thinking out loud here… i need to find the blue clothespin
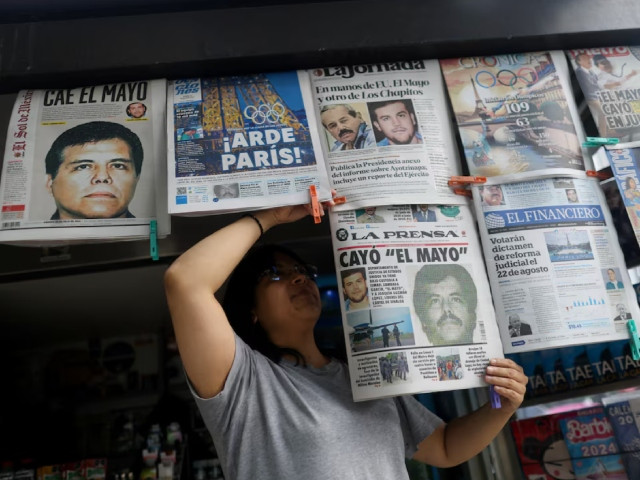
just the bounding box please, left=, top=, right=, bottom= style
left=150, top=220, right=159, bottom=261
left=582, top=136, right=619, bottom=147
left=489, top=385, right=501, bottom=409
left=628, top=319, right=640, bottom=361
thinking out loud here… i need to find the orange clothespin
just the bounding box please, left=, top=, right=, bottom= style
left=327, top=195, right=347, bottom=206
left=309, top=185, right=322, bottom=224
left=586, top=170, right=611, bottom=181
left=453, top=188, right=472, bottom=197
left=448, top=175, right=487, bottom=187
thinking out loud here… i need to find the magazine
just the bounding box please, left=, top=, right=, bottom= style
left=595, top=145, right=640, bottom=254
left=166, top=73, right=331, bottom=215
left=309, top=60, right=464, bottom=210
left=559, top=407, right=628, bottom=480
left=567, top=46, right=640, bottom=145
left=510, top=410, right=583, bottom=480
left=328, top=202, right=503, bottom=400
left=472, top=170, right=637, bottom=353
left=0, top=80, right=170, bottom=245
left=603, top=392, right=640, bottom=478
left=440, top=51, right=587, bottom=177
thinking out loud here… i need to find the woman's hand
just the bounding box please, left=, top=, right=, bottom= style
left=484, top=358, right=527, bottom=414
left=255, top=189, right=338, bottom=231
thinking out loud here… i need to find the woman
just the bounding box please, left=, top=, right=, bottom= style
left=624, top=177, right=640, bottom=204
left=164, top=202, right=527, bottom=479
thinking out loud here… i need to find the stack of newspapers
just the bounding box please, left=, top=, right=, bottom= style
left=0, top=79, right=170, bottom=245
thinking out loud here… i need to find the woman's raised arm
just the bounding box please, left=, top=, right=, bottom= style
left=164, top=205, right=316, bottom=398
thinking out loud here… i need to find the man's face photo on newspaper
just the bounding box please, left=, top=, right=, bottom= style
left=413, top=264, right=477, bottom=346
left=46, top=138, right=140, bottom=219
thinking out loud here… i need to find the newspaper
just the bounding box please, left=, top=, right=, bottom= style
left=472, top=170, right=636, bottom=354
left=596, top=145, right=640, bottom=253
left=440, top=51, right=587, bottom=176
left=167, top=73, right=332, bottom=215
left=0, top=80, right=170, bottom=245
left=329, top=202, right=503, bottom=401
left=308, top=60, right=464, bottom=211
left=567, top=46, right=640, bottom=144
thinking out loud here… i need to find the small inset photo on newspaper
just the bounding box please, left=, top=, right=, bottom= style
left=367, top=99, right=422, bottom=147
left=436, top=348, right=464, bottom=381
left=544, top=230, right=594, bottom=262
left=346, top=307, right=415, bottom=353
left=318, top=102, right=376, bottom=152
left=378, top=352, right=410, bottom=386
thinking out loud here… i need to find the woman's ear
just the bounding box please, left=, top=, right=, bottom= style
left=251, top=310, right=258, bottom=324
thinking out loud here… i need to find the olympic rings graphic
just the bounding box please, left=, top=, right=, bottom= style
left=243, top=102, right=286, bottom=125
left=475, top=67, right=538, bottom=89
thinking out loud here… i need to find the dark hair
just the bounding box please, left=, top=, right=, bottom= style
left=319, top=103, right=358, bottom=118
left=574, top=53, right=590, bottom=66
left=223, top=244, right=323, bottom=365
left=340, top=267, right=366, bottom=286
left=413, top=264, right=478, bottom=322
left=45, top=121, right=144, bottom=178
left=625, top=177, right=637, bottom=189
left=592, top=54, right=608, bottom=67
left=126, top=102, right=147, bottom=117
left=369, top=99, right=413, bottom=122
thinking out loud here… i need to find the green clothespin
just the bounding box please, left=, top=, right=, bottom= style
left=582, top=136, right=619, bottom=147
left=628, top=320, right=640, bottom=361
left=150, top=220, right=159, bottom=261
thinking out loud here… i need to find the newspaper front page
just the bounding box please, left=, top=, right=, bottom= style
left=599, top=146, right=640, bottom=254
left=0, top=80, right=169, bottom=245
left=167, top=73, right=331, bottom=215
left=309, top=60, right=464, bottom=211
left=329, top=203, right=503, bottom=401
left=440, top=51, right=587, bottom=177
left=472, top=171, right=635, bottom=354
left=567, top=46, right=640, bottom=144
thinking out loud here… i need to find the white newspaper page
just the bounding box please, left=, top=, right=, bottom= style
left=329, top=203, right=503, bottom=401
left=567, top=46, right=640, bottom=145
left=472, top=172, right=635, bottom=354
left=309, top=60, right=463, bottom=211
left=441, top=51, right=588, bottom=177
left=167, top=72, right=331, bottom=215
left=0, top=80, right=169, bottom=245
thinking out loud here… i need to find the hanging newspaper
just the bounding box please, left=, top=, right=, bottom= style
left=567, top=46, right=640, bottom=145
left=329, top=202, right=503, bottom=401
left=309, top=60, right=463, bottom=211
left=167, top=73, right=331, bottom=215
left=595, top=145, right=640, bottom=253
left=472, top=170, right=635, bottom=354
left=0, top=80, right=170, bottom=245
left=440, top=51, right=587, bottom=177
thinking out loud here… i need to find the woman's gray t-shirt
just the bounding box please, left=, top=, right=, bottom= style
left=191, top=335, right=443, bottom=480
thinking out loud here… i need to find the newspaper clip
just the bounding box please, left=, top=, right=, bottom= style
left=453, top=188, right=472, bottom=198
left=309, top=185, right=322, bottom=224
left=582, top=136, right=619, bottom=147
left=325, top=195, right=347, bottom=206
left=628, top=320, right=640, bottom=361
left=150, top=220, right=159, bottom=261
left=448, top=175, right=487, bottom=187
left=489, top=385, right=501, bottom=409
left=585, top=170, right=611, bottom=180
